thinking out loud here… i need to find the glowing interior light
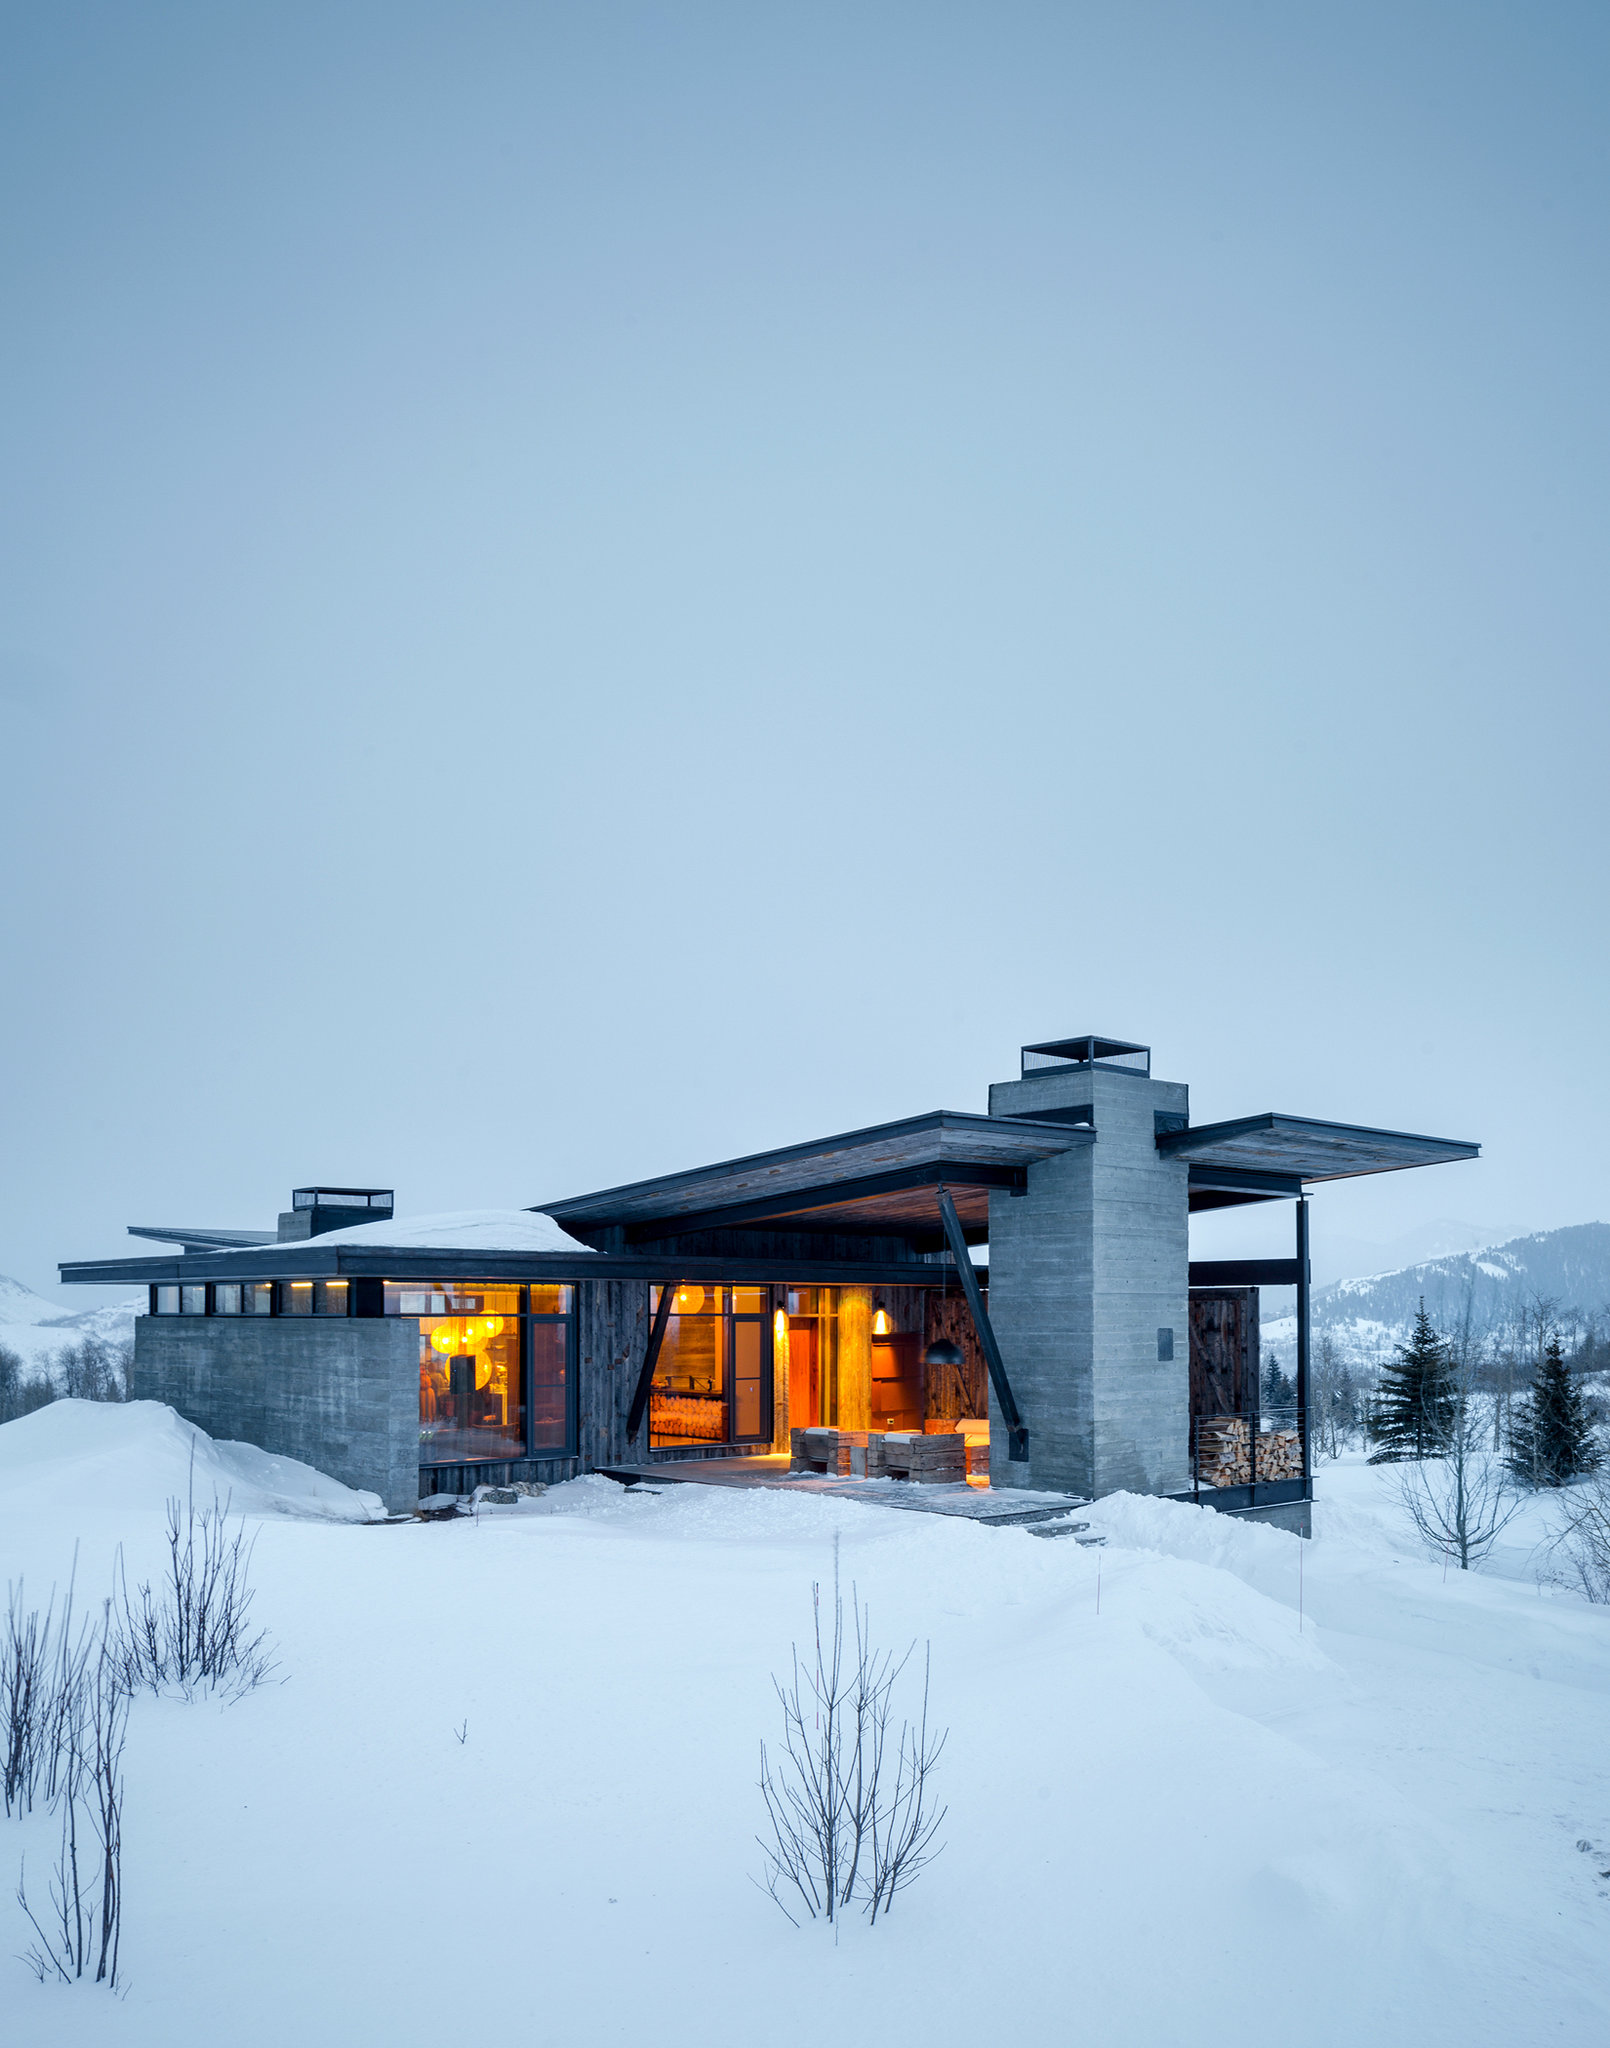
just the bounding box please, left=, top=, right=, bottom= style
left=674, top=1284, right=707, bottom=1314
left=429, top=1315, right=505, bottom=1358
left=871, top=1307, right=892, bottom=1336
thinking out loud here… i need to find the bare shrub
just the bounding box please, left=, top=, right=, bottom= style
left=18, top=1625, right=126, bottom=1989
left=1398, top=1345, right=1524, bottom=1571
left=758, top=1544, right=946, bottom=1927
left=1544, top=1467, right=1610, bottom=1602
left=4, top=1564, right=95, bottom=1819
left=114, top=1447, right=277, bottom=1700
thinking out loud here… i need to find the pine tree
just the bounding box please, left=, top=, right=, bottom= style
left=1507, top=1335, right=1599, bottom=1488
left=1261, top=1355, right=1296, bottom=1414
left=1369, top=1300, right=1456, bottom=1462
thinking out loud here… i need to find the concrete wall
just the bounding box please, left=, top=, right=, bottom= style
left=986, top=1064, right=1190, bottom=1499
left=132, top=1315, right=420, bottom=1512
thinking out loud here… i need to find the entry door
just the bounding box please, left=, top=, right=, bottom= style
left=871, top=1335, right=922, bottom=1432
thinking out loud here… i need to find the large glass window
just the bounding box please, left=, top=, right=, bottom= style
left=180, top=1284, right=207, bottom=1315
left=278, top=1281, right=314, bottom=1316
left=214, top=1284, right=243, bottom=1315
left=314, top=1279, right=348, bottom=1316
left=782, top=1287, right=838, bottom=1430
left=650, top=1286, right=772, bottom=1448
left=386, top=1282, right=574, bottom=1466
left=154, top=1285, right=180, bottom=1314
left=246, top=1282, right=273, bottom=1315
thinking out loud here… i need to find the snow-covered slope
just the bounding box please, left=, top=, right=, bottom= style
left=1263, top=1220, right=1610, bottom=1363
left=1, top=1407, right=1606, bottom=2047
left=0, top=1269, right=141, bottom=1370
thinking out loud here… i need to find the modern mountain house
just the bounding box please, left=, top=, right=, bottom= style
left=60, top=1035, right=1479, bottom=1530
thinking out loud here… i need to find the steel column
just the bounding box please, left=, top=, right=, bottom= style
left=1295, top=1197, right=1311, bottom=1492
left=935, top=1185, right=1028, bottom=1461
left=625, top=1282, right=678, bottom=1445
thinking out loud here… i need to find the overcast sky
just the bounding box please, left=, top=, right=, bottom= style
left=3, top=2, right=1606, bottom=1302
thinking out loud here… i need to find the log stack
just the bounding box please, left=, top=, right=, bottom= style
left=1195, top=1418, right=1252, bottom=1487
left=1195, top=1419, right=1304, bottom=1487
left=1255, top=1429, right=1304, bottom=1481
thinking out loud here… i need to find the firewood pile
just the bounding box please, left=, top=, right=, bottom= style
left=789, top=1427, right=966, bottom=1484
left=1255, top=1429, right=1304, bottom=1481
left=1195, top=1418, right=1303, bottom=1486
left=1196, top=1419, right=1253, bottom=1486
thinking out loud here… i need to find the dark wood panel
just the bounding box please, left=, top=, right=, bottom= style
left=1188, top=1289, right=1260, bottom=1421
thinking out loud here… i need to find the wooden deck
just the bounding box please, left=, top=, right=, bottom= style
left=598, top=1454, right=1090, bottom=1529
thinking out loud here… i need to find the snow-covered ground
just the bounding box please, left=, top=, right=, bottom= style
left=2, top=1407, right=1607, bottom=2045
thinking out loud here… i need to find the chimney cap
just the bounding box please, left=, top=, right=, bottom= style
left=1020, top=1036, right=1149, bottom=1078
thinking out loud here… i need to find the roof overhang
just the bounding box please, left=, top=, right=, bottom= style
left=58, top=1246, right=960, bottom=1289
left=1160, top=1113, right=1479, bottom=1207
left=537, top=1110, right=1092, bottom=1249
left=126, top=1225, right=278, bottom=1253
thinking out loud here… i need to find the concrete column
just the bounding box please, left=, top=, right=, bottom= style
left=985, top=1064, right=1190, bottom=1499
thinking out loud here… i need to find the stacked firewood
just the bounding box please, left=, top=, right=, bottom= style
left=1195, top=1418, right=1253, bottom=1487
left=1196, top=1419, right=1304, bottom=1486
left=1255, top=1429, right=1304, bottom=1481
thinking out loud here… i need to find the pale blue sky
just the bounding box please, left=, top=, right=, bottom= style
left=2, top=3, right=1606, bottom=1295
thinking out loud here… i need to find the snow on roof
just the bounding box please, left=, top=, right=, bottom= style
left=269, top=1209, right=597, bottom=1256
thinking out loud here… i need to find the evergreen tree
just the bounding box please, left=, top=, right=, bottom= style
left=1369, top=1300, right=1456, bottom=1462
left=1507, top=1335, right=1599, bottom=1487
left=1261, top=1355, right=1296, bottom=1414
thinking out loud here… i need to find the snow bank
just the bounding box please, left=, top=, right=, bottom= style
left=0, top=1399, right=385, bottom=1523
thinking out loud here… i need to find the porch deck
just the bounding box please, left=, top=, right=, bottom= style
left=599, top=1453, right=1090, bottom=1529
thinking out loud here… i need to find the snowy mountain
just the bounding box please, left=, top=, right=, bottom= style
left=1262, top=1222, right=1610, bottom=1364
left=0, top=1271, right=141, bottom=1370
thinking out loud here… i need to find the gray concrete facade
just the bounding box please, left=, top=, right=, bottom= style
left=985, top=1062, right=1191, bottom=1498
left=133, top=1315, right=420, bottom=1512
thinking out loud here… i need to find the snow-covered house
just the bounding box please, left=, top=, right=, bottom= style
left=59, top=1035, right=1477, bottom=1525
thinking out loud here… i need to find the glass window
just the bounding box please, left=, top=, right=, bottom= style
left=783, top=1286, right=837, bottom=1431
left=529, top=1320, right=569, bottom=1452
left=733, top=1316, right=764, bottom=1439
left=394, top=1283, right=575, bottom=1465
left=650, top=1285, right=726, bottom=1445
left=181, top=1285, right=207, bottom=1315
left=214, top=1284, right=243, bottom=1315
left=247, top=1282, right=274, bottom=1315
left=314, top=1279, right=348, bottom=1316
left=418, top=1310, right=524, bottom=1464
left=649, top=1286, right=772, bottom=1447
left=278, top=1281, right=314, bottom=1316
left=385, top=1282, right=525, bottom=1317
left=155, top=1285, right=181, bottom=1314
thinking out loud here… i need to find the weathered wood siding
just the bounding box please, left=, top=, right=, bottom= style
left=836, top=1286, right=873, bottom=1430
left=922, top=1290, right=989, bottom=1419
left=577, top=1279, right=653, bottom=1468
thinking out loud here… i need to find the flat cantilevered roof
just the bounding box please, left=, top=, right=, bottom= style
left=537, top=1110, right=1092, bottom=1246
left=1157, top=1113, right=1479, bottom=1184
